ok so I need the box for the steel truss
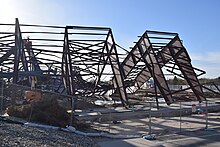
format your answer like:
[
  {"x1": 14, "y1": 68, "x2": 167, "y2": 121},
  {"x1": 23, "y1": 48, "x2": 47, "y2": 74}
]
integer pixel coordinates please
[
  {"x1": 0, "y1": 18, "x2": 128, "y2": 106},
  {"x1": 121, "y1": 30, "x2": 206, "y2": 104},
  {"x1": 0, "y1": 18, "x2": 206, "y2": 107}
]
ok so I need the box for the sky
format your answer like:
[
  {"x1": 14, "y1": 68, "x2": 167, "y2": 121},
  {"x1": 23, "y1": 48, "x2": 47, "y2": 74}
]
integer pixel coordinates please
[{"x1": 0, "y1": 0, "x2": 220, "y2": 78}]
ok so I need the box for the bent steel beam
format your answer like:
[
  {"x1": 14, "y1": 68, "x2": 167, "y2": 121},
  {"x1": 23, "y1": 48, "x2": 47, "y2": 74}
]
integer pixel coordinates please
[
  {"x1": 122, "y1": 30, "x2": 205, "y2": 104},
  {"x1": 106, "y1": 30, "x2": 128, "y2": 106},
  {"x1": 167, "y1": 36, "x2": 205, "y2": 101}
]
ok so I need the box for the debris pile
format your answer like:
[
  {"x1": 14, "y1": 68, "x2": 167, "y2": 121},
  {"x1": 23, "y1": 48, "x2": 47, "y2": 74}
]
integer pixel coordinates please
[{"x1": 6, "y1": 95, "x2": 76, "y2": 127}]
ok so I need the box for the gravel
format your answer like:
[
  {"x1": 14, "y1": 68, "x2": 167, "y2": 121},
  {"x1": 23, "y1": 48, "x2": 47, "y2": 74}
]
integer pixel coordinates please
[{"x1": 0, "y1": 120, "x2": 99, "y2": 147}]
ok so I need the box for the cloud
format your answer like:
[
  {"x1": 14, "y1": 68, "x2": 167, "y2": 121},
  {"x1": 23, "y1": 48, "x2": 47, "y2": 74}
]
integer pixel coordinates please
[
  {"x1": 191, "y1": 52, "x2": 220, "y2": 64},
  {"x1": 190, "y1": 51, "x2": 220, "y2": 78}
]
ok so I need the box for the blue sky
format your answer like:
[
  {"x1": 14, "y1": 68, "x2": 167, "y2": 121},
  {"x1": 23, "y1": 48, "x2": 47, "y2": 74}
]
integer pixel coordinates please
[{"x1": 1, "y1": 0, "x2": 220, "y2": 78}]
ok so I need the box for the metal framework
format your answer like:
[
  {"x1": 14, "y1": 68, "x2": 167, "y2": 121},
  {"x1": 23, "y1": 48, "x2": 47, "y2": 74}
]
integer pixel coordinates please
[
  {"x1": 0, "y1": 18, "x2": 207, "y2": 107},
  {"x1": 121, "y1": 30, "x2": 206, "y2": 104},
  {"x1": 0, "y1": 19, "x2": 129, "y2": 106}
]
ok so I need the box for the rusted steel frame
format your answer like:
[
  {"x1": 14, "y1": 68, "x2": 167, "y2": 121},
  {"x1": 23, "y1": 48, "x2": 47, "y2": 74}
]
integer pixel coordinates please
[
  {"x1": 67, "y1": 61, "x2": 103, "y2": 65},
  {"x1": 213, "y1": 83, "x2": 220, "y2": 92},
  {"x1": 141, "y1": 35, "x2": 173, "y2": 104},
  {"x1": 30, "y1": 44, "x2": 63, "y2": 47},
  {"x1": 0, "y1": 23, "x2": 65, "y2": 28},
  {"x1": 148, "y1": 36, "x2": 174, "y2": 40},
  {"x1": 0, "y1": 47, "x2": 15, "y2": 64},
  {"x1": 0, "y1": 48, "x2": 11, "y2": 51},
  {"x1": 126, "y1": 65, "x2": 146, "y2": 81},
  {"x1": 71, "y1": 54, "x2": 101, "y2": 62},
  {"x1": 70, "y1": 41, "x2": 105, "y2": 47},
  {"x1": 1, "y1": 23, "x2": 110, "y2": 31},
  {"x1": 27, "y1": 38, "x2": 64, "y2": 42},
  {"x1": 165, "y1": 65, "x2": 203, "y2": 96},
  {"x1": 70, "y1": 42, "x2": 96, "y2": 49},
  {"x1": 167, "y1": 36, "x2": 205, "y2": 101},
  {"x1": 133, "y1": 35, "x2": 179, "y2": 91},
  {"x1": 69, "y1": 46, "x2": 104, "y2": 52},
  {"x1": 62, "y1": 27, "x2": 75, "y2": 95},
  {"x1": 70, "y1": 39, "x2": 105, "y2": 42},
  {"x1": 69, "y1": 48, "x2": 103, "y2": 61},
  {"x1": 92, "y1": 46, "x2": 109, "y2": 95},
  {"x1": 165, "y1": 62, "x2": 206, "y2": 78},
  {"x1": 23, "y1": 47, "x2": 63, "y2": 54},
  {"x1": 106, "y1": 30, "x2": 128, "y2": 106},
  {"x1": 135, "y1": 34, "x2": 204, "y2": 102},
  {"x1": 70, "y1": 58, "x2": 101, "y2": 63},
  {"x1": 0, "y1": 39, "x2": 14, "y2": 42},
  {"x1": 0, "y1": 32, "x2": 14, "y2": 34},
  {"x1": 33, "y1": 52, "x2": 60, "y2": 59},
  {"x1": 24, "y1": 40, "x2": 41, "y2": 71},
  {"x1": 70, "y1": 41, "x2": 105, "y2": 48},
  {"x1": 34, "y1": 57, "x2": 61, "y2": 63},
  {"x1": 61, "y1": 27, "x2": 110, "y2": 97},
  {"x1": 71, "y1": 44, "x2": 107, "y2": 95},
  {"x1": 66, "y1": 25, "x2": 110, "y2": 31},
  {"x1": 70, "y1": 50, "x2": 107, "y2": 58},
  {"x1": 21, "y1": 31, "x2": 108, "y2": 36},
  {"x1": 0, "y1": 34, "x2": 14, "y2": 39},
  {"x1": 13, "y1": 18, "x2": 28, "y2": 83},
  {"x1": 121, "y1": 32, "x2": 148, "y2": 78},
  {"x1": 134, "y1": 37, "x2": 158, "y2": 103},
  {"x1": 193, "y1": 67, "x2": 206, "y2": 77},
  {"x1": 13, "y1": 20, "x2": 20, "y2": 83},
  {"x1": 69, "y1": 46, "x2": 104, "y2": 56},
  {"x1": 201, "y1": 82, "x2": 220, "y2": 95},
  {"x1": 0, "y1": 41, "x2": 15, "y2": 46},
  {"x1": 170, "y1": 86, "x2": 193, "y2": 95},
  {"x1": 76, "y1": 64, "x2": 97, "y2": 73},
  {"x1": 0, "y1": 70, "x2": 54, "y2": 76},
  {"x1": 145, "y1": 30, "x2": 178, "y2": 36},
  {"x1": 202, "y1": 86, "x2": 220, "y2": 95},
  {"x1": 69, "y1": 51, "x2": 100, "y2": 70}
]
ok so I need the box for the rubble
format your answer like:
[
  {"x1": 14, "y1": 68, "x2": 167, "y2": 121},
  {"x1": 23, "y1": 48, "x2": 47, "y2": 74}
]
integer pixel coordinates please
[{"x1": 6, "y1": 95, "x2": 76, "y2": 127}]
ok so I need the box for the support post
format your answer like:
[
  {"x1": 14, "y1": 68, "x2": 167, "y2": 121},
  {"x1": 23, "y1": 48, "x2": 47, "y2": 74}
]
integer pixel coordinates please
[
  {"x1": 205, "y1": 100, "x2": 208, "y2": 129},
  {"x1": 154, "y1": 82, "x2": 159, "y2": 110},
  {"x1": 179, "y1": 101, "x2": 182, "y2": 132},
  {"x1": 149, "y1": 102, "x2": 152, "y2": 135},
  {"x1": 109, "y1": 106, "x2": 112, "y2": 133},
  {"x1": 0, "y1": 80, "x2": 3, "y2": 113},
  {"x1": 70, "y1": 96, "x2": 76, "y2": 126}
]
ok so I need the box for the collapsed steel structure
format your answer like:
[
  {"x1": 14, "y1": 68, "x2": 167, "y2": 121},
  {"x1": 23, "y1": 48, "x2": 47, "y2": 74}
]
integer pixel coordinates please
[
  {"x1": 0, "y1": 18, "x2": 206, "y2": 107},
  {"x1": 120, "y1": 30, "x2": 206, "y2": 105}
]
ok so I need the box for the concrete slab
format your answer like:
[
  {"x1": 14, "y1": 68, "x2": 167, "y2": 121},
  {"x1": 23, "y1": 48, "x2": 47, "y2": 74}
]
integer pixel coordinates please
[
  {"x1": 97, "y1": 130, "x2": 220, "y2": 147},
  {"x1": 98, "y1": 138, "x2": 159, "y2": 147}
]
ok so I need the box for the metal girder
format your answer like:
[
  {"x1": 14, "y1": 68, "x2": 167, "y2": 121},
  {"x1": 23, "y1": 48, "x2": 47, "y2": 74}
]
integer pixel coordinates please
[
  {"x1": 62, "y1": 27, "x2": 75, "y2": 95},
  {"x1": 140, "y1": 35, "x2": 173, "y2": 104},
  {"x1": 24, "y1": 38, "x2": 41, "y2": 71},
  {"x1": 133, "y1": 36, "x2": 178, "y2": 91},
  {"x1": 13, "y1": 18, "x2": 28, "y2": 83},
  {"x1": 167, "y1": 36, "x2": 205, "y2": 101},
  {"x1": 106, "y1": 30, "x2": 128, "y2": 106},
  {"x1": 60, "y1": 26, "x2": 128, "y2": 106},
  {"x1": 120, "y1": 32, "x2": 173, "y2": 104},
  {"x1": 0, "y1": 47, "x2": 15, "y2": 64}
]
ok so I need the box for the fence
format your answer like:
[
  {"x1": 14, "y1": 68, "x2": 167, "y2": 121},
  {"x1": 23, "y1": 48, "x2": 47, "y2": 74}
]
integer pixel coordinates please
[
  {"x1": 1, "y1": 82, "x2": 220, "y2": 137},
  {"x1": 85, "y1": 99, "x2": 220, "y2": 136}
]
